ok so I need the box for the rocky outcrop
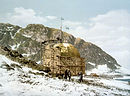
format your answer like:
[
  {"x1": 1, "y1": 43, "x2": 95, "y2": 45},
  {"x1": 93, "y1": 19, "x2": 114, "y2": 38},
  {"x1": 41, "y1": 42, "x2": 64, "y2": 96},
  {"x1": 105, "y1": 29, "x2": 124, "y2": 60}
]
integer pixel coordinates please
[
  {"x1": 0, "y1": 23, "x2": 120, "y2": 70},
  {"x1": 0, "y1": 23, "x2": 20, "y2": 47},
  {"x1": 74, "y1": 38, "x2": 120, "y2": 70},
  {"x1": 0, "y1": 46, "x2": 45, "y2": 71}
]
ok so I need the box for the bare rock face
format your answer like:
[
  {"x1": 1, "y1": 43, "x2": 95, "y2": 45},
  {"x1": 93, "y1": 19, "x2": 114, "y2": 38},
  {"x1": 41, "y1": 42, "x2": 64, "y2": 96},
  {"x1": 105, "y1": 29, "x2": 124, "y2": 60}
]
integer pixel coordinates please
[
  {"x1": 0, "y1": 23, "x2": 120, "y2": 70},
  {"x1": 74, "y1": 38, "x2": 120, "y2": 70},
  {"x1": 0, "y1": 23, "x2": 20, "y2": 47}
]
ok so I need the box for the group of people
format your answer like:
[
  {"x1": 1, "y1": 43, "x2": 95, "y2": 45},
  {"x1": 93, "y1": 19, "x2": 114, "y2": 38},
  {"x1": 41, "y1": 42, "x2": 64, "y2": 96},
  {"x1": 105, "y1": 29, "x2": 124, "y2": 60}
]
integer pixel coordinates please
[
  {"x1": 64, "y1": 69, "x2": 83, "y2": 82},
  {"x1": 64, "y1": 69, "x2": 71, "y2": 81}
]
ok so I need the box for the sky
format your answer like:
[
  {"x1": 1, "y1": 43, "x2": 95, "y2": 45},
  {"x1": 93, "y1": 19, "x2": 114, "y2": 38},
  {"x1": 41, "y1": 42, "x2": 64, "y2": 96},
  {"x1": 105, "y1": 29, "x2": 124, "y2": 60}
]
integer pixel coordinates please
[{"x1": 0, "y1": 0, "x2": 130, "y2": 70}]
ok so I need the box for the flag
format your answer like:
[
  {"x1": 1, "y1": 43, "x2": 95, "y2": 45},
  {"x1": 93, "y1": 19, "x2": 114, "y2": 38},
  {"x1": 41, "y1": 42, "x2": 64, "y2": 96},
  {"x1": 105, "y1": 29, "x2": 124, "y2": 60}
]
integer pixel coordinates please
[
  {"x1": 66, "y1": 27, "x2": 69, "y2": 30},
  {"x1": 61, "y1": 17, "x2": 64, "y2": 20}
]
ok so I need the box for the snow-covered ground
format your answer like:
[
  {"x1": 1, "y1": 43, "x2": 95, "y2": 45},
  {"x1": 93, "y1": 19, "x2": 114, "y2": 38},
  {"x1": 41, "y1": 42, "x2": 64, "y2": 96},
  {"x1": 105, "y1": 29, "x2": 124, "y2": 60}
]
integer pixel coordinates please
[
  {"x1": 87, "y1": 63, "x2": 130, "y2": 75},
  {"x1": 0, "y1": 55, "x2": 130, "y2": 96}
]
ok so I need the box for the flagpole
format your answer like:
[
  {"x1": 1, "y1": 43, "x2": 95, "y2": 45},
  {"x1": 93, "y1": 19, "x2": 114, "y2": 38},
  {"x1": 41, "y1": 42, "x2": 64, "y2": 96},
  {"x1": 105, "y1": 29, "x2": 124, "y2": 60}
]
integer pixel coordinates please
[
  {"x1": 60, "y1": 17, "x2": 62, "y2": 31},
  {"x1": 60, "y1": 17, "x2": 64, "y2": 43}
]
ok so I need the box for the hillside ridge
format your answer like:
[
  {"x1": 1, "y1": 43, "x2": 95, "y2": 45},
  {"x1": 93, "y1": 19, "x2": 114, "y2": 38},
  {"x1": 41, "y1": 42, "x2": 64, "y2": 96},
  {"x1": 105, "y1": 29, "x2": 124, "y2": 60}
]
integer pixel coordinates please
[{"x1": 0, "y1": 23, "x2": 120, "y2": 70}]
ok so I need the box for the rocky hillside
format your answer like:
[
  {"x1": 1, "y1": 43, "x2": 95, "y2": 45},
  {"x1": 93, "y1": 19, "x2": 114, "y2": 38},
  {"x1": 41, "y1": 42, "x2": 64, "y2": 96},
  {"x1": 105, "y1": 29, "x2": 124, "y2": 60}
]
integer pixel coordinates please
[{"x1": 0, "y1": 23, "x2": 120, "y2": 70}]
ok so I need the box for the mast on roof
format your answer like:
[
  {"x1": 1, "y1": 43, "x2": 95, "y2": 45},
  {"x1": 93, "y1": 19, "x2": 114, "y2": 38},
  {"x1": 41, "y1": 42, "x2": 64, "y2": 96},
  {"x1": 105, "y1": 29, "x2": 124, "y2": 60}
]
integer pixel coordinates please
[{"x1": 59, "y1": 17, "x2": 64, "y2": 43}]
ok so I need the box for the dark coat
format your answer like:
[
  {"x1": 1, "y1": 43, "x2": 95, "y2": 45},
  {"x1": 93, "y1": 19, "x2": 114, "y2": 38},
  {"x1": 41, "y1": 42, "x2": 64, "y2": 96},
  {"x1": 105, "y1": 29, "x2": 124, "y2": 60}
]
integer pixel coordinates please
[
  {"x1": 78, "y1": 72, "x2": 83, "y2": 82},
  {"x1": 64, "y1": 70, "x2": 68, "y2": 79}
]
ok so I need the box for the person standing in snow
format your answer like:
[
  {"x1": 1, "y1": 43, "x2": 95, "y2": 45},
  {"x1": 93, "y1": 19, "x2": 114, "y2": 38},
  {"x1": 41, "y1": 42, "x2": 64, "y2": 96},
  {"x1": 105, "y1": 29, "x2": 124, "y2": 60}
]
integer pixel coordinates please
[
  {"x1": 68, "y1": 70, "x2": 71, "y2": 81},
  {"x1": 64, "y1": 69, "x2": 68, "y2": 79},
  {"x1": 78, "y1": 72, "x2": 83, "y2": 82}
]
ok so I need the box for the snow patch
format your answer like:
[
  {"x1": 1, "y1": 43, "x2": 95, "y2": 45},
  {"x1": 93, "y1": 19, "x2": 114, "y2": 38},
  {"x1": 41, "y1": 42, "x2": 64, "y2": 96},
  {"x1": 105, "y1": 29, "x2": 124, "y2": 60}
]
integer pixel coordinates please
[
  {"x1": 0, "y1": 55, "x2": 19, "y2": 66},
  {"x1": 88, "y1": 62, "x2": 96, "y2": 66},
  {"x1": 118, "y1": 67, "x2": 130, "y2": 75},
  {"x1": 63, "y1": 43, "x2": 70, "y2": 47},
  {"x1": 87, "y1": 64, "x2": 110, "y2": 75},
  {"x1": 22, "y1": 34, "x2": 32, "y2": 38},
  {"x1": 10, "y1": 45, "x2": 17, "y2": 50},
  {"x1": 10, "y1": 44, "x2": 20, "y2": 50},
  {"x1": 100, "y1": 79, "x2": 130, "y2": 90}
]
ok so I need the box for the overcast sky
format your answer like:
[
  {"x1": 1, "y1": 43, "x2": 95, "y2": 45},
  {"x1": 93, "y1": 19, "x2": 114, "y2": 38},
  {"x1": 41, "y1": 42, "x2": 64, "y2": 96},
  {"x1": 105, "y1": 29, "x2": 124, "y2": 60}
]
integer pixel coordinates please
[{"x1": 0, "y1": 0, "x2": 130, "y2": 70}]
